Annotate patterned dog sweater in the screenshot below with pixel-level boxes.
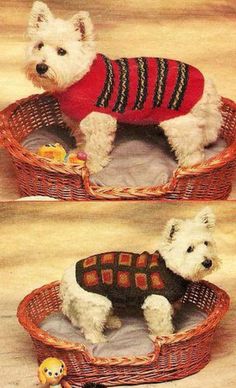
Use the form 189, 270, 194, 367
75, 251, 189, 308
54, 54, 204, 125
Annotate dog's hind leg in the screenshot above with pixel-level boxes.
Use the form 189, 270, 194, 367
76, 298, 112, 343
160, 79, 222, 167
60, 265, 112, 344
191, 78, 222, 147
64, 293, 112, 343
105, 311, 122, 330
142, 295, 174, 340
80, 112, 117, 173
160, 113, 205, 167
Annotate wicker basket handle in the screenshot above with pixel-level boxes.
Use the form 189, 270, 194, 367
81, 167, 177, 200
88, 340, 162, 366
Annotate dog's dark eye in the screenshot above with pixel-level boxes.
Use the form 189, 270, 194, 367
187, 246, 194, 253
44, 368, 48, 372
204, 241, 209, 246
38, 42, 44, 50
48, 371, 52, 376
57, 47, 67, 56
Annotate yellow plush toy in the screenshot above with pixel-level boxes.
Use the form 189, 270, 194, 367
37, 144, 87, 166
37, 143, 67, 162
38, 357, 70, 387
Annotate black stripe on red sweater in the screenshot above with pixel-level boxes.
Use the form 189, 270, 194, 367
96, 55, 115, 108
112, 58, 129, 113
153, 58, 168, 107
132, 57, 148, 110
168, 62, 189, 110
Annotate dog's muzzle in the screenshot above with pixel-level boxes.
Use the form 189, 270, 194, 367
202, 258, 212, 269
36, 63, 49, 75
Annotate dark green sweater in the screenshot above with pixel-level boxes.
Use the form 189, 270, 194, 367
75, 251, 189, 308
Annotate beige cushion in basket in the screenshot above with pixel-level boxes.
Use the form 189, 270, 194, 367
22, 125, 226, 187
40, 302, 207, 358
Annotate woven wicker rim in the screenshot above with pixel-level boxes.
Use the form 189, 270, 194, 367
1, 95, 236, 191
17, 280, 229, 366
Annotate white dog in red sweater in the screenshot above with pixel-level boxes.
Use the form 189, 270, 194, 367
25, 1, 222, 173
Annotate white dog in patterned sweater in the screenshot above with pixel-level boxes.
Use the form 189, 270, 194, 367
60, 208, 220, 343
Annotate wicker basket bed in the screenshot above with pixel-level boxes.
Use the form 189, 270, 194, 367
1, 94, 236, 200
17, 280, 229, 386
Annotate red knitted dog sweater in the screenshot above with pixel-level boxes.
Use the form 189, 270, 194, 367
75, 251, 189, 308
55, 54, 204, 125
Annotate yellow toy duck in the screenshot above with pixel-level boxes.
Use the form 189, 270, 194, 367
38, 358, 70, 388
37, 144, 87, 167
37, 143, 67, 162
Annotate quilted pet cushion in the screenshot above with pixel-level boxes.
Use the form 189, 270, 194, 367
22, 125, 226, 187
40, 302, 207, 358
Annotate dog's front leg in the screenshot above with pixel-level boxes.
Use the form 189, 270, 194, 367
80, 112, 117, 174
142, 295, 174, 340
62, 113, 85, 148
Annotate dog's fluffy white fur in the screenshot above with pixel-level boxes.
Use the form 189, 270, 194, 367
25, 1, 222, 173
60, 207, 220, 343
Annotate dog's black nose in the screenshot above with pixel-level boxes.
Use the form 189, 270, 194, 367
202, 259, 212, 269
36, 63, 48, 75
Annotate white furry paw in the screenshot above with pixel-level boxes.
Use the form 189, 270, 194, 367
149, 334, 158, 342
148, 325, 174, 341
106, 315, 122, 330
179, 151, 204, 167
87, 155, 112, 174
85, 333, 108, 344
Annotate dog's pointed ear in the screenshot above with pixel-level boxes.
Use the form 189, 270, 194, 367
163, 219, 182, 243
60, 360, 67, 376
38, 364, 46, 384
28, 1, 53, 37
195, 207, 215, 229
70, 11, 94, 41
